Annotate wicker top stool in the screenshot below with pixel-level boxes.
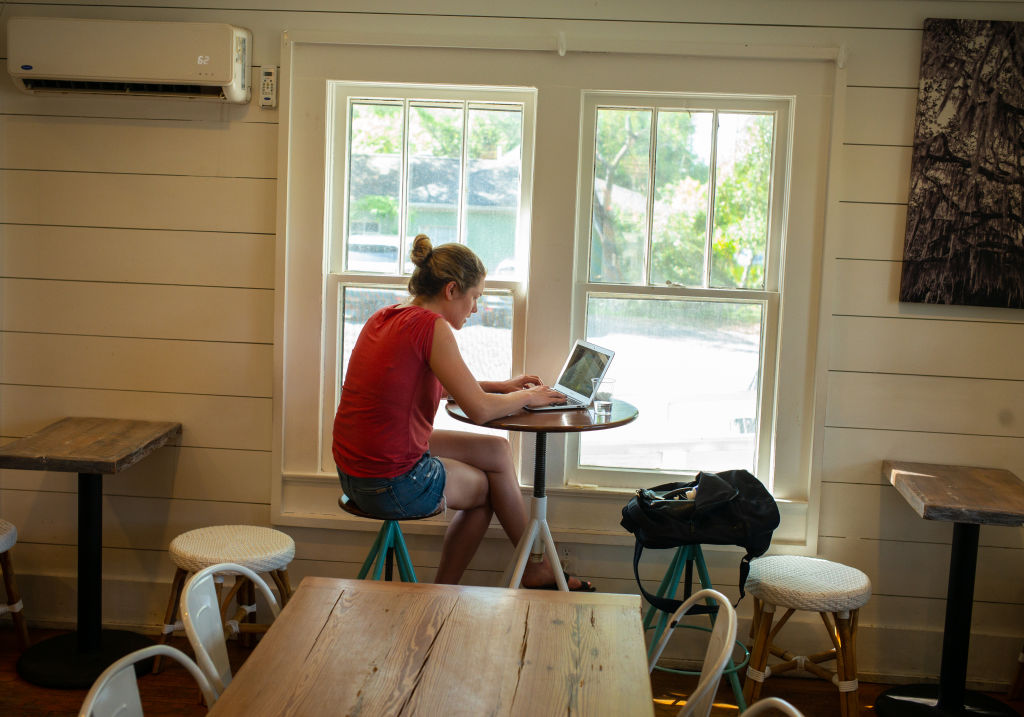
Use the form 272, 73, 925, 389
0, 520, 18, 554
743, 556, 871, 717
154, 525, 295, 673
746, 555, 871, 613
169, 525, 295, 574
0, 519, 30, 650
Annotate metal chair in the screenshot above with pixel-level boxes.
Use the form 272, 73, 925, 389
648, 588, 738, 717
643, 543, 749, 709
338, 493, 442, 581
0, 519, 30, 650
78, 644, 216, 717
181, 562, 280, 695
740, 697, 806, 716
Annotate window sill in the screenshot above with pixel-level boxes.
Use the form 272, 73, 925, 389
274, 471, 814, 552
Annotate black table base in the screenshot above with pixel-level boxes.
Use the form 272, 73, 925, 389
875, 684, 1017, 716
876, 522, 1018, 717
16, 629, 155, 689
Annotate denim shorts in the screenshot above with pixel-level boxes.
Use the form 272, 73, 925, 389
337, 453, 446, 520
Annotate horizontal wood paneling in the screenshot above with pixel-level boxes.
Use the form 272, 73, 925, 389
830, 315, 1024, 380
0, 488, 268, 551
1, 170, 275, 234
1, 332, 272, 396
0, 445, 271, 503
826, 371, 1024, 438
821, 426, 1024, 487
833, 258, 1024, 323
1, 279, 273, 342
1, 224, 274, 288
835, 203, 907, 260
0, 115, 277, 177
844, 86, 917, 146
840, 144, 912, 203
820, 482, 1023, 550
0, 385, 271, 451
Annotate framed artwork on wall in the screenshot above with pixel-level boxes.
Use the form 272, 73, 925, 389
899, 18, 1024, 309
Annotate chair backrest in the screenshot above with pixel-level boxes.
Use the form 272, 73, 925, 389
79, 644, 217, 717
647, 588, 737, 717
181, 562, 281, 694
740, 697, 806, 716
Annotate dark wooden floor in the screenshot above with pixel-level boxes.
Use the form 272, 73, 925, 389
2, 627, 1021, 716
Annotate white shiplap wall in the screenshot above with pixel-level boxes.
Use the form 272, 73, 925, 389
1, 0, 1022, 688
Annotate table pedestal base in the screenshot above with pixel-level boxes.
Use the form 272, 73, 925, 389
505, 496, 568, 591
876, 684, 1017, 716
16, 629, 155, 689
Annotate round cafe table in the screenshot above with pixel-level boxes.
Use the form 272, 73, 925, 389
446, 399, 638, 590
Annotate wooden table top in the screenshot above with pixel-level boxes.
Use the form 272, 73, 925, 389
884, 460, 1024, 526
445, 399, 638, 433
0, 417, 181, 474
209, 577, 654, 717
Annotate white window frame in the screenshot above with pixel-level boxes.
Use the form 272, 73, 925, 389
320, 82, 536, 473
566, 93, 790, 491
273, 28, 845, 552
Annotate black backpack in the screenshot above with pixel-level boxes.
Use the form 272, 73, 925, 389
620, 469, 780, 613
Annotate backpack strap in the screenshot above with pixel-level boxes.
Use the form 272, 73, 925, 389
738, 554, 751, 601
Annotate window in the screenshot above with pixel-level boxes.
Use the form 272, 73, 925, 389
570, 94, 790, 491
321, 83, 536, 465
276, 35, 836, 544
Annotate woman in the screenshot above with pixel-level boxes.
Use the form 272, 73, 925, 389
333, 234, 594, 590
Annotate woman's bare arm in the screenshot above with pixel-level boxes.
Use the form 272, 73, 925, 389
428, 319, 562, 423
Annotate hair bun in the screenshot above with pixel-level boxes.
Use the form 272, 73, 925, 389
410, 234, 434, 267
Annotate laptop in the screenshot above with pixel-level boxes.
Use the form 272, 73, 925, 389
525, 340, 615, 411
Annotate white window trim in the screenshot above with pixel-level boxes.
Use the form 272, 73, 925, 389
567, 93, 791, 491
319, 82, 537, 473
273, 25, 848, 554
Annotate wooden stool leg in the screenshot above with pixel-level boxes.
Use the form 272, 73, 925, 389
834, 610, 860, 717
154, 568, 188, 673
269, 569, 293, 606
0, 550, 30, 650
744, 601, 774, 704
239, 579, 256, 648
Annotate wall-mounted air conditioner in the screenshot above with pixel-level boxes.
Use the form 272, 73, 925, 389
6, 17, 252, 103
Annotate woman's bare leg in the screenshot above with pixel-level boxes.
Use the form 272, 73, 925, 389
429, 430, 584, 588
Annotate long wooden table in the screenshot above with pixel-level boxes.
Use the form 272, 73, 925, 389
0, 416, 182, 688
209, 576, 654, 716
875, 461, 1024, 717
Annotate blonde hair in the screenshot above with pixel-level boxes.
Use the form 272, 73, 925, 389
408, 234, 486, 297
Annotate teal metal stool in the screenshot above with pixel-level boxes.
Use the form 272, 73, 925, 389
643, 543, 750, 711
338, 494, 442, 582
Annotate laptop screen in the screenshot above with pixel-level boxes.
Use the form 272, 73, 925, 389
555, 341, 614, 402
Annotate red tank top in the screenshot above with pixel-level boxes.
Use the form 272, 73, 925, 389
332, 305, 444, 478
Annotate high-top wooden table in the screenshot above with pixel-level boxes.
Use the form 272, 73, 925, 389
208, 576, 654, 716
875, 461, 1024, 717
447, 399, 638, 590
0, 416, 182, 688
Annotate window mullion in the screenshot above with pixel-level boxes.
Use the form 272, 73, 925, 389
643, 109, 658, 286
457, 102, 470, 245
398, 100, 411, 274
703, 110, 720, 288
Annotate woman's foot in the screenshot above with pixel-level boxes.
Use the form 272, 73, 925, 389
521, 560, 595, 591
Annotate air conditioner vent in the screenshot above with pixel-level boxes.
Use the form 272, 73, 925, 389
22, 78, 225, 98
